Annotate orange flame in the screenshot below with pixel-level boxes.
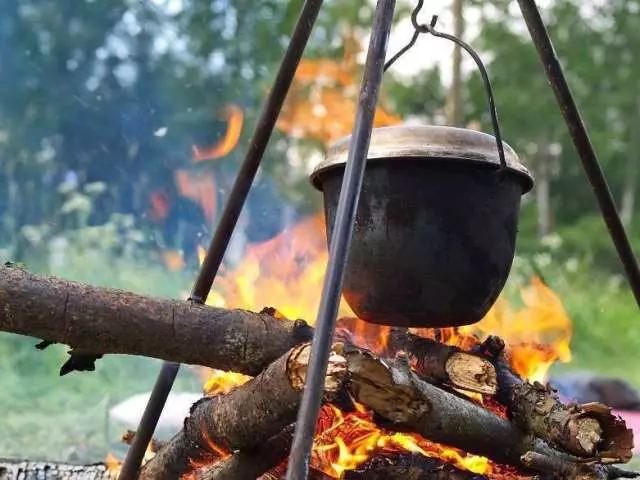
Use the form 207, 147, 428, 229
203, 213, 572, 383
192, 105, 244, 162
191, 212, 573, 477
310, 404, 491, 477
277, 32, 401, 145
174, 169, 218, 225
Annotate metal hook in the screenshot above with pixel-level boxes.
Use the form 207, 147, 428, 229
384, 0, 508, 170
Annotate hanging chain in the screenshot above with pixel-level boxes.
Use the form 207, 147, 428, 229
384, 0, 508, 170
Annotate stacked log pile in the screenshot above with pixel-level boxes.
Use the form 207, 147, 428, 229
0, 265, 636, 480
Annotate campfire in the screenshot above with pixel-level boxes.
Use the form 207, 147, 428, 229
101, 215, 630, 480
0, 214, 636, 479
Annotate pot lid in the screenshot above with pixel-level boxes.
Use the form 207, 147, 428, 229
309, 125, 534, 193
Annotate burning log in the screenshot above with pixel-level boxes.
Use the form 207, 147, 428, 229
477, 336, 634, 461
387, 327, 497, 395
0, 459, 116, 479
190, 426, 294, 480
343, 453, 487, 480
0, 264, 313, 376
343, 346, 635, 479
140, 343, 347, 479
520, 452, 640, 480
1, 266, 635, 478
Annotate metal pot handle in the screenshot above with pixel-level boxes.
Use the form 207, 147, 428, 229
384, 0, 508, 171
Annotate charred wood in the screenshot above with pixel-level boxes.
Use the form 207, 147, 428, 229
0, 459, 114, 480
190, 425, 294, 480
343, 453, 487, 480
139, 344, 347, 480
0, 265, 313, 376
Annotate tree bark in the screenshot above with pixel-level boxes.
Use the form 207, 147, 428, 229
140, 344, 347, 480
0, 459, 114, 480
0, 265, 313, 376
343, 453, 486, 480
477, 336, 633, 462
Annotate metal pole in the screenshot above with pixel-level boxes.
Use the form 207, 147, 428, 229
118, 2, 324, 478
517, 0, 640, 308
285, 0, 396, 478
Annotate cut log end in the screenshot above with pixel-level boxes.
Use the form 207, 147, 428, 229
287, 343, 347, 398
445, 352, 497, 395
576, 417, 604, 455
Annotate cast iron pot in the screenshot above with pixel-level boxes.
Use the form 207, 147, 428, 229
310, 125, 534, 328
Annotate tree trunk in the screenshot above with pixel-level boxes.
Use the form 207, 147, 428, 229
621, 154, 638, 227
0, 264, 313, 376
536, 143, 552, 238
445, 0, 464, 126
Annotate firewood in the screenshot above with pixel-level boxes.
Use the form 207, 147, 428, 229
139, 343, 347, 480
520, 451, 640, 480
190, 425, 294, 480
0, 459, 115, 480
477, 336, 633, 462
0, 265, 313, 376
343, 453, 488, 480
344, 345, 544, 466
388, 327, 497, 395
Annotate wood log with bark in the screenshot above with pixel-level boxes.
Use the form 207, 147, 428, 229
387, 327, 497, 395
0, 264, 313, 376
0, 267, 637, 479
476, 336, 634, 462
139, 343, 347, 480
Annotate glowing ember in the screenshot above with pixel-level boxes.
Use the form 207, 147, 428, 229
310, 404, 491, 477
190, 210, 574, 478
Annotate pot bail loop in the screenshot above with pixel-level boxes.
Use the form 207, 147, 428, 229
384, 0, 508, 172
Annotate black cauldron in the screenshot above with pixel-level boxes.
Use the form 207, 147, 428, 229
310, 125, 534, 328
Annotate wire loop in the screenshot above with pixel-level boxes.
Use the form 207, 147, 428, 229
384, 0, 508, 170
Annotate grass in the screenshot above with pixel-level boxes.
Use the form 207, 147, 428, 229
0, 253, 639, 466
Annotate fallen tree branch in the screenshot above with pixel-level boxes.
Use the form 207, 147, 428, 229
343, 453, 487, 480
0, 265, 313, 376
476, 336, 633, 461
140, 344, 347, 480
